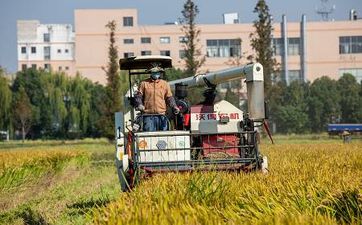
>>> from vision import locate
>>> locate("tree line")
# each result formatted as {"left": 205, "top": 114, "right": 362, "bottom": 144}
{"left": 269, "top": 75, "right": 362, "bottom": 134}
{"left": 1, "top": 66, "right": 360, "bottom": 140}
{"left": 0, "top": 68, "right": 110, "bottom": 140}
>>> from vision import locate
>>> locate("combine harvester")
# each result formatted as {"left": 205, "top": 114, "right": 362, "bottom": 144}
{"left": 115, "top": 56, "right": 271, "bottom": 191}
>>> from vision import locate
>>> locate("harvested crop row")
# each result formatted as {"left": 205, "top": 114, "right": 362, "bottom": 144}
{"left": 0, "top": 141, "right": 117, "bottom": 225}
{"left": 0, "top": 147, "right": 89, "bottom": 192}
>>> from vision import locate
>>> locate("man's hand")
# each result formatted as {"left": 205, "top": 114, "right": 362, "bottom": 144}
{"left": 137, "top": 105, "right": 145, "bottom": 112}
{"left": 173, "top": 106, "right": 180, "bottom": 115}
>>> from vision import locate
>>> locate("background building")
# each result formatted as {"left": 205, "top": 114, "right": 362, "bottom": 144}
{"left": 74, "top": 9, "right": 362, "bottom": 84}
{"left": 17, "top": 9, "right": 362, "bottom": 85}
{"left": 17, "top": 20, "right": 75, "bottom": 74}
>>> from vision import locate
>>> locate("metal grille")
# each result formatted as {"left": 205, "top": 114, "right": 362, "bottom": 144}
{"left": 132, "top": 131, "right": 259, "bottom": 171}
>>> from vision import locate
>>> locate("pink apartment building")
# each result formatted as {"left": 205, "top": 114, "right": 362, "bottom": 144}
{"left": 18, "top": 9, "right": 362, "bottom": 85}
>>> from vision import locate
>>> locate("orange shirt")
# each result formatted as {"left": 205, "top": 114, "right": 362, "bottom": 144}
{"left": 138, "top": 78, "right": 173, "bottom": 114}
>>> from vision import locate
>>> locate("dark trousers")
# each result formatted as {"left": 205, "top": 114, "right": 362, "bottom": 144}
{"left": 143, "top": 115, "right": 169, "bottom": 131}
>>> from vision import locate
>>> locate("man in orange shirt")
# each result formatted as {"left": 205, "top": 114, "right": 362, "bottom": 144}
{"left": 134, "top": 66, "right": 179, "bottom": 131}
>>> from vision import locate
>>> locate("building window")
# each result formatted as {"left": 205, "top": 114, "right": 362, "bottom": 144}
{"left": 179, "top": 50, "right": 186, "bottom": 59}
{"left": 43, "top": 33, "right": 50, "bottom": 42}
{"left": 272, "top": 38, "right": 283, "bottom": 55}
{"left": 31, "top": 64, "right": 37, "bottom": 70}
{"left": 141, "top": 50, "right": 152, "bottom": 56}
{"left": 65, "top": 66, "right": 69, "bottom": 70}
{"left": 65, "top": 49, "right": 69, "bottom": 53}
{"left": 206, "top": 39, "right": 241, "bottom": 58}
{"left": 123, "top": 17, "right": 133, "bottom": 27}
{"left": 206, "top": 40, "right": 218, "bottom": 57}
{"left": 160, "top": 37, "right": 171, "bottom": 44}
{"left": 57, "top": 49, "right": 61, "bottom": 53}
{"left": 272, "top": 38, "right": 300, "bottom": 56}
{"left": 339, "top": 68, "right": 362, "bottom": 83}
{"left": 339, "top": 36, "right": 362, "bottom": 54}
{"left": 21, "top": 64, "right": 27, "bottom": 71}
{"left": 21, "top": 47, "right": 26, "bottom": 54}
{"left": 124, "top": 52, "right": 134, "bottom": 58}
{"left": 31, "top": 47, "right": 36, "bottom": 54}
{"left": 288, "top": 70, "right": 302, "bottom": 83}
{"left": 58, "top": 66, "right": 63, "bottom": 71}
{"left": 44, "top": 46, "right": 51, "bottom": 60}
{"left": 44, "top": 64, "right": 50, "bottom": 71}
{"left": 179, "top": 36, "right": 188, "bottom": 43}
{"left": 141, "top": 37, "right": 151, "bottom": 44}
{"left": 160, "top": 50, "right": 170, "bottom": 56}
{"left": 288, "top": 38, "right": 300, "bottom": 55}
{"left": 124, "top": 39, "right": 134, "bottom": 44}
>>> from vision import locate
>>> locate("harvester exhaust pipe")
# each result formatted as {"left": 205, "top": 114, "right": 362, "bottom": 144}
{"left": 244, "top": 63, "right": 265, "bottom": 121}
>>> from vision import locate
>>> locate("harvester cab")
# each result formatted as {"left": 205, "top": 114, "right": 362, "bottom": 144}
{"left": 115, "top": 55, "right": 269, "bottom": 191}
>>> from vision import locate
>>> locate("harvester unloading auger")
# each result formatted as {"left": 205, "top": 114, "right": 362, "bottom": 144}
{"left": 115, "top": 56, "right": 270, "bottom": 191}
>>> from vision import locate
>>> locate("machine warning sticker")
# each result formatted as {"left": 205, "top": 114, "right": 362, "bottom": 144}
{"left": 156, "top": 140, "right": 167, "bottom": 150}
{"left": 178, "top": 140, "right": 185, "bottom": 148}
{"left": 138, "top": 140, "right": 147, "bottom": 149}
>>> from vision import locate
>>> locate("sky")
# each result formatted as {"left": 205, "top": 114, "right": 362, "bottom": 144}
{"left": 0, "top": 0, "right": 361, "bottom": 73}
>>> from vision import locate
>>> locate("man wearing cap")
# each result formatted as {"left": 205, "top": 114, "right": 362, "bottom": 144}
{"left": 134, "top": 66, "right": 180, "bottom": 131}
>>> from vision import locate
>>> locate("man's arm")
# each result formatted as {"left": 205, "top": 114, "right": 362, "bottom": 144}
{"left": 134, "top": 82, "right": 145, "bottom": 110}
{"left": 166, "top": 96, "right": 176, "bottom": 108}
{"left": 164, "top": 82, "right": 179, "bottom": 114}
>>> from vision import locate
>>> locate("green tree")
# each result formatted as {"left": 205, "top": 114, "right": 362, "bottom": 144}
{"left": 181, "top": 0, "right": 205, "bottom": 76}
{"left": 105, "top": 20, "right": 122, "bottom": 111}
{"left": 274, "top": 81, "right": 309, "bottom": 133}
{"left": 359, "top": 80, "right": 362, "bottom": 121}
{"left": 119, "top": 70, "right": 130, "bottom": 98}
{"left": 51, "top": 86, "right": 67, "bottom": 136}
{"left": 274, "top": 105, "right": 308, "bottom": 133}
{"left": 0, "top": 69, "right": 12, "bottom": 132}
{"left": 68, "top": 74, "right": 91, "bottom": 136}
{"left": 338, "top": 73, "right": 361, "bottom": 123}
{"left": 102, "top": 20, "right": 122, "bottom": 139}
{"left": 68, "top": 106, "right": 81, "bottom": 139}
{"left": 308, "top": 76, "right": 340, "bottom": 132}
{"left": 224, "top": 87, "right": 239, "bottom": 107}
{"left": 268, "top": 81, "right": 287, "bottom": 111}
{"left": 89, "top": 83, "right": 108, "bottom": 137}
{"left": 13, "top": 86, "right": 32, "bottom": 142}
{"left": 12, "top": 69, "right": 47, "bottom": 138}
{"left": 48, "top": 73, "right": 68, "bottom": 137}
{"left": 11, "top": 68, "right": 102, "bottom": 139}
{"left": 164, "top": 67, "right": 185, "bottom": 81}
{"left": 249, "top": 0, "right": 277, "bottom": 98}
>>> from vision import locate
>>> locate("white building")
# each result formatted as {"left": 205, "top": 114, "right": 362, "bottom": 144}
{"left": 223, "top": 13, "right": 239, "bottom": 24}
{"left": 17, "top": 20, "right": 75, "bottom": 74}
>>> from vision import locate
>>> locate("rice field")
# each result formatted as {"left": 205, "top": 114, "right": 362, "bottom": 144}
{"left": 0, "top": 139, "right": 119, "bottom": 225}
{"left": 0, "top": 138, "right": 361, "bottom": 224}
